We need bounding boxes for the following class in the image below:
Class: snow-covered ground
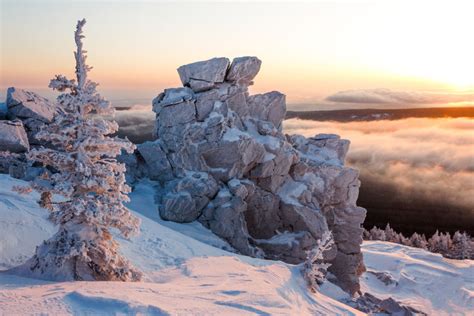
[360,242,474,315]
[0,174,472,315]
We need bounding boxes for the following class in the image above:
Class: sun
[443,75,474,91]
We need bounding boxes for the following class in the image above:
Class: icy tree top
[29,18,138,238]
[49,19,112,116]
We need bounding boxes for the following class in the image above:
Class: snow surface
[0,174,472,315]
[0,175,56,270]
[360,241,474,315]
[0,175,361,315]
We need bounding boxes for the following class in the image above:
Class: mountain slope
[0,175,361,315]
[0,174,472,315]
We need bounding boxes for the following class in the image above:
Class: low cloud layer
[284,117,474,213]
[325,88,474,106]
[114,104,155,144]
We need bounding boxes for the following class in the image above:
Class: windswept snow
[359,241,474,315]
[0,175,55,270]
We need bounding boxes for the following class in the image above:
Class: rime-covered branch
[303,231,335,293]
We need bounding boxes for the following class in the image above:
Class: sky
[1,0,474,106]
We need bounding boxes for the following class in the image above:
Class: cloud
[283,117,474,212]
[114,104,155,144]
[325,88,474,106]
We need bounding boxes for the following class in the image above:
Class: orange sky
[1,1,473,103]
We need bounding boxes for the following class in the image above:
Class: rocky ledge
[129,56,367,294]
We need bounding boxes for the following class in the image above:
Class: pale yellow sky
[1,0,473,104]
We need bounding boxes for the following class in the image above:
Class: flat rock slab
[6,87,56,123]
[177,58,230,91]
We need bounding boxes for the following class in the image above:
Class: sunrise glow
[1,0,473,103]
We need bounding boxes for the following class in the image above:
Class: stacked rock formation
[136,56,367,294]
[0,88,57,178]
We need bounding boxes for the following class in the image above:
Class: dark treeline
[364,224,473,260]
[359,175,474,237]
[286,106,474,122]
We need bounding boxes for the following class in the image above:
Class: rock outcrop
[0,88,57,179]
[0,60,366,294]
[6,87,57,145]
[135,56,366,294]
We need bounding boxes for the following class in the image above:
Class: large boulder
[159,172,219,223]
[136,141,173,181]
[6,87,57,145]
[137,56,366,295]
[6,87,55,123]
[0,120,29,153]
[248,91,286,130]
[226,56,262,85]
[177,58,230,92]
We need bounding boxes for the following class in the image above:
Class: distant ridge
[286,106,474,121]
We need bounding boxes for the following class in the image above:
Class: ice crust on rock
[130,56,367,295]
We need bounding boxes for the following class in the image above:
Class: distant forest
[286,106,474,121]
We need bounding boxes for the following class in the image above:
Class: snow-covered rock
[177,57,230,92]
[226,56,262,85]
[6,87,57,145]
[129,56,367,294]
[6,87,55,122]
[0,120,29,152]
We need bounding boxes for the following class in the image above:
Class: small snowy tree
[428,230,441,252]
[409,232,428,249]
[13,19,141,281]
[369,226,386,241]
[384,224,397,242]
[303,231,335,293]
[451,231,472,259]
[439,232,452,255]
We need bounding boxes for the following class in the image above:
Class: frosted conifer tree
[428,230,441,252]
[384,224,397,242]
[451,231,471,259]
[12,19,141,281]
[409,232,428,249]
[369,226,386,241]
[303,231,334,293]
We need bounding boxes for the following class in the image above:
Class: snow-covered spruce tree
[12,19,141,281]
[409,232,428,249]
[303,231,334,293]
[451,231,472,259]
